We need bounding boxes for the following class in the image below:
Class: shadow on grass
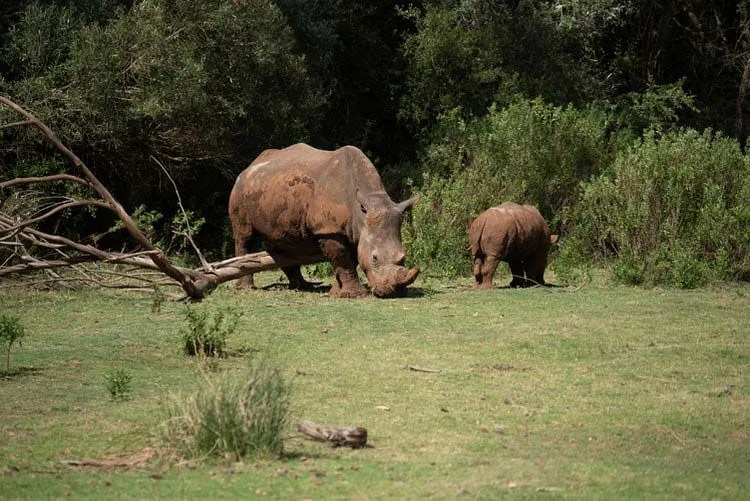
[260,282,331,294]
[226,346,262,358]
[477,281,565,290]
[404,286,443,298]
[0,366,42,380]
[280,450,326,461]
[259,281,442,300]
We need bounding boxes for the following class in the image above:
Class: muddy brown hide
[469,203,557,288]
[228,143,420,298]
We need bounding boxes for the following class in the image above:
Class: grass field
[1,271,749,499]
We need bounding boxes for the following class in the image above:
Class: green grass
[1,272,749,499]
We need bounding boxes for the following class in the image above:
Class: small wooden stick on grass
[296,421,368,449]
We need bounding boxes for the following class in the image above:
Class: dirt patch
[728,429,749,445]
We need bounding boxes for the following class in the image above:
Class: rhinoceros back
[229,144,384,248]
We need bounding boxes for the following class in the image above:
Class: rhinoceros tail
[468,217,488,256]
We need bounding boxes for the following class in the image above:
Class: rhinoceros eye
[360,203,367,214]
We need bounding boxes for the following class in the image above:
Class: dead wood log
[296,420,368,449]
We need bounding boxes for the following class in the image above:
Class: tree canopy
[1,0,749,284]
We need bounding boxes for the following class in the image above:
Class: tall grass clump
[404,98,609,276]
[565,128,750,287]
[163,361,289,461]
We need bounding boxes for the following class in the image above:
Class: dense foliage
[1,0,749,286]
[405,99,610,276]
[566,129,750,287]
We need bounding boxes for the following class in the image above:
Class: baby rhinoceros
[469,203,557,288]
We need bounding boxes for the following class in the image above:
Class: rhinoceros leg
[473,254,499,289]
[472,257,487,288]
[524,250,548,286]
[319,237,368,297]
[233,232,255,289]
[281,266,316,291]
[508,259,527,288]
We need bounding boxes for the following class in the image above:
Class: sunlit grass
[1,274,748,499]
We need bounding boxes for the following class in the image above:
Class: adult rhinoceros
[229,143,420,298]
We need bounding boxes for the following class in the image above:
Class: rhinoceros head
[355,190,420,298]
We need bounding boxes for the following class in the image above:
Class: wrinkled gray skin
[229,143,420,298]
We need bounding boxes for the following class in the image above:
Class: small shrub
[105,369,133,401]
[162,360,289,461]
[181,306,241,357]
[0,313,27,373]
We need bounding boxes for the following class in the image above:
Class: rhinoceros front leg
[281,266,317,291]
[319,237,368,298]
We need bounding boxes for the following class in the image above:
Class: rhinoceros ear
[356,189,368,214]
[396,194,420,214]
[550,234,559,244]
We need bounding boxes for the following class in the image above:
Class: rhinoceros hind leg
[282,266,316,291]
[233,232,256,289]
[319,237,368,297]
[474,255,499,289]
[508,259,527,288]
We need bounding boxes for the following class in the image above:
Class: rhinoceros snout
[370,265,420,298]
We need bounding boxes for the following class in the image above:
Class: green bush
[0,313,26,373]
[404,98,610,276]
[565,128,750,287]
[181,306,241,357]
[162,361,289,461]
[105,369,133,401]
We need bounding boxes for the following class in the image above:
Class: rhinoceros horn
[395,194,420,214]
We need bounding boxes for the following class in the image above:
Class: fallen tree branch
[0,174,91,189]
[0,95,322,297]
[1,199,113,234]
[0,95,205,296]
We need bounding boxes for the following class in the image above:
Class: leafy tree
[399,0,617,131]
[2,0,325,253]
[275,0,416,163]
